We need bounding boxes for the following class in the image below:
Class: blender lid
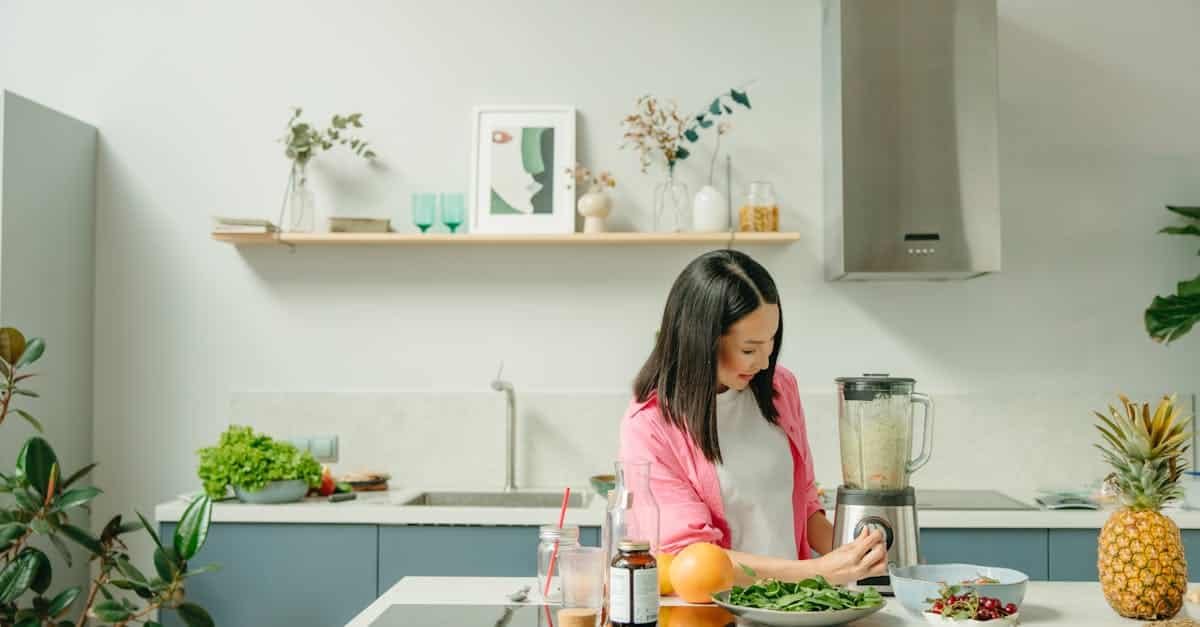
[837,374,916,400]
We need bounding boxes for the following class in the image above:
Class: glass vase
[652,170,690,233]
[602,461,661,567]
[284,162,316,232]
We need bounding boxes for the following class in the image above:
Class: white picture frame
[470,106,576,234]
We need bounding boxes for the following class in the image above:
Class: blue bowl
[890,564,1028,615]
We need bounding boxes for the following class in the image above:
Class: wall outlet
[310,435,338,463]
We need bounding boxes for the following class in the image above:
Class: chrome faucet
[491,362,517,493]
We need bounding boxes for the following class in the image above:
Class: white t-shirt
[714,387,799,559]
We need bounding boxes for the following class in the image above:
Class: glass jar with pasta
[738,181,779,232]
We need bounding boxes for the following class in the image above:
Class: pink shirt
[618,365,824,558]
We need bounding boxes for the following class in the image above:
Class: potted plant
[620,86,751,233]
[197,426,323,504]
[278,107,377,233]
[1145,205,1200,343]
[566,163,616,233]
[0,327,219,626]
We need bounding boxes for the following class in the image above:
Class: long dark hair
[633,249,783,463]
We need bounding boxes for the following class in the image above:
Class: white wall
[0,91,96,591]
[1,0,1198,569]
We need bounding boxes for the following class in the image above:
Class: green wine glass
[441,193,466,234]
[412,193,436,233]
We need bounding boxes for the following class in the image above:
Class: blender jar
[836,375,934,490]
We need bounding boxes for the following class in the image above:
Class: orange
[668,542,734,604]
[665,606,735,627]
[657,552,676,595]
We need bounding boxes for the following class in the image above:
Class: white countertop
[154,488,1200,529]
[346,576,1198,627]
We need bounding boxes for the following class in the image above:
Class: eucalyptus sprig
[620,86,752,175]
[280,107,377,171]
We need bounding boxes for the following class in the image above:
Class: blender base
[831,486,921,595]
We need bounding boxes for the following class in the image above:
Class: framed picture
[470,106,576,234]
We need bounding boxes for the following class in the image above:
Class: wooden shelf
[211,231,801,246]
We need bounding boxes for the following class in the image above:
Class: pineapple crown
[1095,394,1193,511]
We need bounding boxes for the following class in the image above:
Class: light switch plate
[310,435,338,463]
[288,437,311,454]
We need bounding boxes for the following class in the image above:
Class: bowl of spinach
[712,575,885,626]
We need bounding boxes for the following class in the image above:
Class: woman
[618,250,887,585]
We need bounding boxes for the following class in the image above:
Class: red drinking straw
[543,487,572,598]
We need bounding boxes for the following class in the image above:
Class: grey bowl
[233,479,309,504]
[711,590,885,626]
[890,564,1027,615]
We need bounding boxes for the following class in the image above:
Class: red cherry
[1004,603,1018,615]
[932,601,944,611]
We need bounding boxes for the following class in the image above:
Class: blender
[831,374,934,594]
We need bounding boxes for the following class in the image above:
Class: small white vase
[577,186,613,234]
[692,185,729,232]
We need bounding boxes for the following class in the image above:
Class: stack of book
[213,217,277,234]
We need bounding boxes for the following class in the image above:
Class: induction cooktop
[368,604,564,627]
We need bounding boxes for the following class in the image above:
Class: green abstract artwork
[489,126,555,215]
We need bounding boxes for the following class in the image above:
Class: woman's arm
[725,528,887,586]
[806,510,834,555]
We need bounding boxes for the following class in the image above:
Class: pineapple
[1095,394,1193,620]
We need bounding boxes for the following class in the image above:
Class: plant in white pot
[197,426,322,504]
[567,163,617,233]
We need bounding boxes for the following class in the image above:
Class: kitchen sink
[401,491,586,508]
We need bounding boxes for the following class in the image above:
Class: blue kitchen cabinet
[159,523,377,627]
[1048,529,1200,581]
[377,525,601,596]
[920,529,1050,580]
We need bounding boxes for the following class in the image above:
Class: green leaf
[51,487,101,513]
[675,146,691,161]
[1166,205,1200,220]
[176,602,215,627]
[154,546,179,581]
[1181,274,1200,297]
[11,409,42,433]
[48,532,73,568]
[28,548,51,594]
[137,510,164,550]
[697,116,714,129]
[740,563,757,578]
[182,563,221,578]
[47,586,81,617]
[684,129,699,142]
[709,99,722,115]
[16,437,57,496]
[147,622,164,627]
[60,524,103,556]
[30,518,50,534]
[59,462,97,491]
[723,104,733,114]
[1146,292,1200,344]
[14,338,44,368]
[0,549,39,603]
[15,617,38,627]
[12,488,40,511]
[730,89,751,109]
[93,599,131,622]
[115,555,148,584]
[12,388,39,398]
[0,522,25,550]
[174,494,213,560]
[1161,225,1200,236]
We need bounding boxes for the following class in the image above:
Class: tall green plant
[1146,206,1200,343]
[0,328,218,626]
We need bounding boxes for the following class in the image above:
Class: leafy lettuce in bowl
[197,426,322,498]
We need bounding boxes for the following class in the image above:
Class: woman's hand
[814,528,888,585]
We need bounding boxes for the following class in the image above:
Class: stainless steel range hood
[823,0,1001,281]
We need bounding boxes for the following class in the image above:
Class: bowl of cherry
[922,585,1019,624]
[891,563,1027,616]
